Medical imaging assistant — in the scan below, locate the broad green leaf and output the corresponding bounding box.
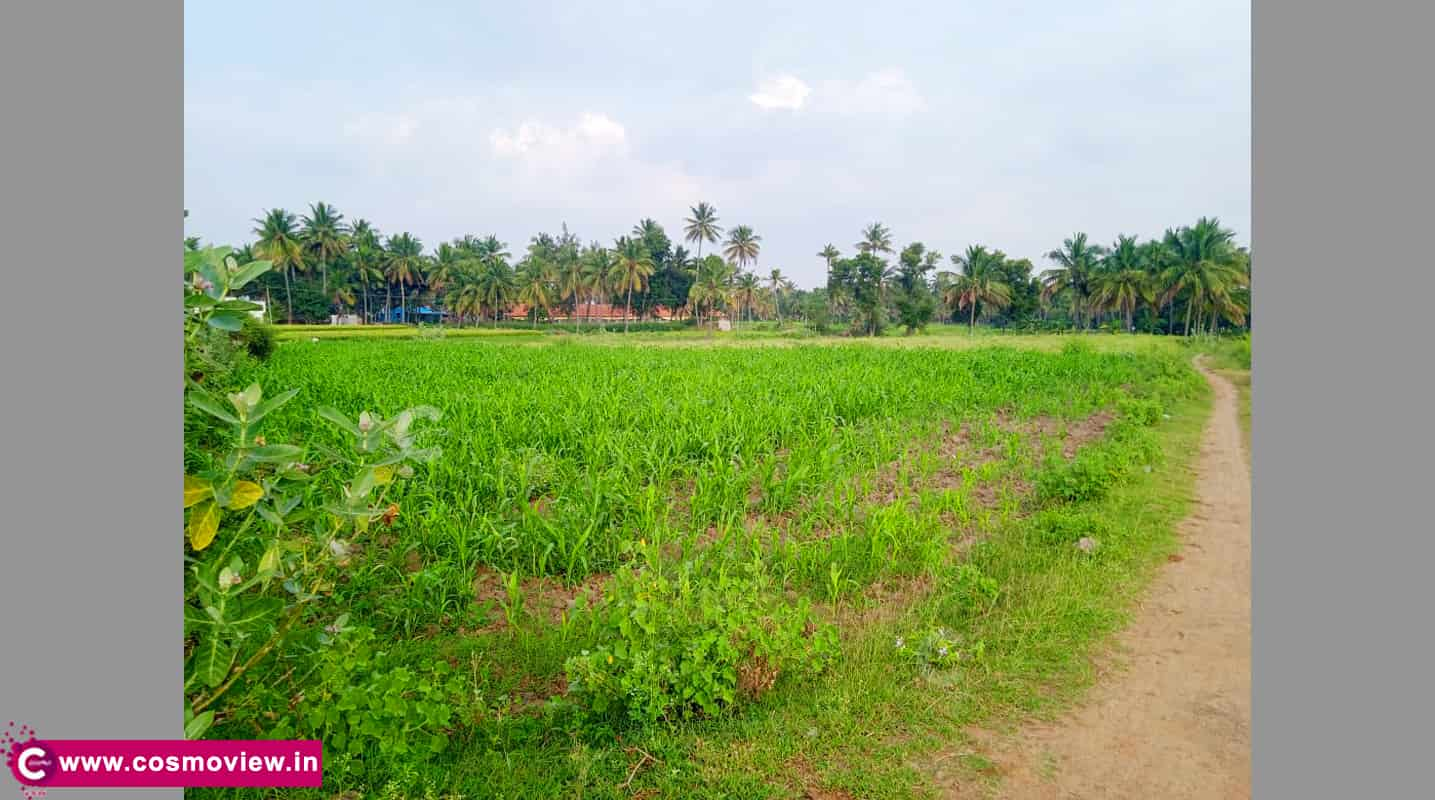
[317,406,361,436]
[229,597,283,629]
[188,500,221,551]
[226,480,263,509]
[255,505,284,528]
[372,465,395,485]
[184,293,218,308]
[247,444,303,463]
[216,299,260,312]
[187,392,239,425]
[195,635,234,688]
[183,475,213,508]
[206,310,248,332]
[247,387,299,425]
[227,259,272,290]
[184,710,214,740]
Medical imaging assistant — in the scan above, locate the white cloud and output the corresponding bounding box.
[489,112,629,169]
[815,68,926,117]
[749,69,925,117]
[749,74,812,111]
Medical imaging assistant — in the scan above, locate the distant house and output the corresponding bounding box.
[504,301,686,322]
[381,306,448,324]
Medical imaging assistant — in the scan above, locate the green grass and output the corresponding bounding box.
[198,336,1210,799]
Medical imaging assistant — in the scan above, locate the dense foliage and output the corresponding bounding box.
[189,203,1249,337]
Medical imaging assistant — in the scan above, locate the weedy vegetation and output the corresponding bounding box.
[184,246,1212,798]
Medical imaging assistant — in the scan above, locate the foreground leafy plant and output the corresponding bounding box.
[565,553,839,727]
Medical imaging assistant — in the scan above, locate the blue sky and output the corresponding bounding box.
[184,0,1249,288]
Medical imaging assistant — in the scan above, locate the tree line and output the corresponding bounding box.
[185,202,1249,335]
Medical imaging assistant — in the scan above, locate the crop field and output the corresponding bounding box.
[197,336,1210,798]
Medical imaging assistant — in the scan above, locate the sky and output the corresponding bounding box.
[184,0,1249,289]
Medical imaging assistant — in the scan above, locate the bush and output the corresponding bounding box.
[236,316,278,360]
[268,626,467,761]
[565,556,839,727]
[1037,449,1120,504]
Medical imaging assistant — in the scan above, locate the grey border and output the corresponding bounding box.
[5,1,1435,798]
[0,0,181,796]
[1255,1,1435,797]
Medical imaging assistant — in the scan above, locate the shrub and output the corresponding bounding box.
[564,556,839,727]
[1116,395,1163,426]
[1036,449,1119,504]
[236,316,278,360]
[268,626,467,760]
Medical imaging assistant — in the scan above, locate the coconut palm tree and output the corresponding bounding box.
[1091,269,1152,332]
[300,202,349,301]
[184,236,202,252]
[559,246,590,332]
[855,223,893,255]
[687,256,734,330]
[580,244,613,326]
[1091,235,1149,331]
[1160,218,1243,336]
[251,208,306,323]
[1041,232,1106,330]
[475,235,511,264]
[609,236,656,333]
[348,219,382,323]
[941,245,1013,333]
[683,202,723,260]
[723,225,762,269]
[733,271,762,328]
[516,257,556,328]
[474,257,516,326]
[768,268,789,326]
[384,233,425,324]
[818,244,841,271]
[448,268,483,327]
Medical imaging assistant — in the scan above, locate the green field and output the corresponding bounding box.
[194,335,1210,798]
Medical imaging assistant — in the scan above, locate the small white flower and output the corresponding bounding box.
[310,337,319,343]
[1076,536,1099,553]
[1143,465,1152,473]
[894,637,905,650]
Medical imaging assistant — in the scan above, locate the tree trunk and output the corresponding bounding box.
[624,286,632,334]
[1183,297,1193,337]
[386,285,392,324]
[969,300,977,333]
[1125,304,1133,333]
[321,261,328,302]
[283,266,293,324]
[400,283,406,325]
[362,276,370,324]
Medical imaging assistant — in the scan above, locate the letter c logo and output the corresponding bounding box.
[17,746,49,781]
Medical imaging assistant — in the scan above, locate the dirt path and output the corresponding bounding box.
[959,358,1251,799]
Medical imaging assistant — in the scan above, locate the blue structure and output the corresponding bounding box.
[384,306,447,323]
